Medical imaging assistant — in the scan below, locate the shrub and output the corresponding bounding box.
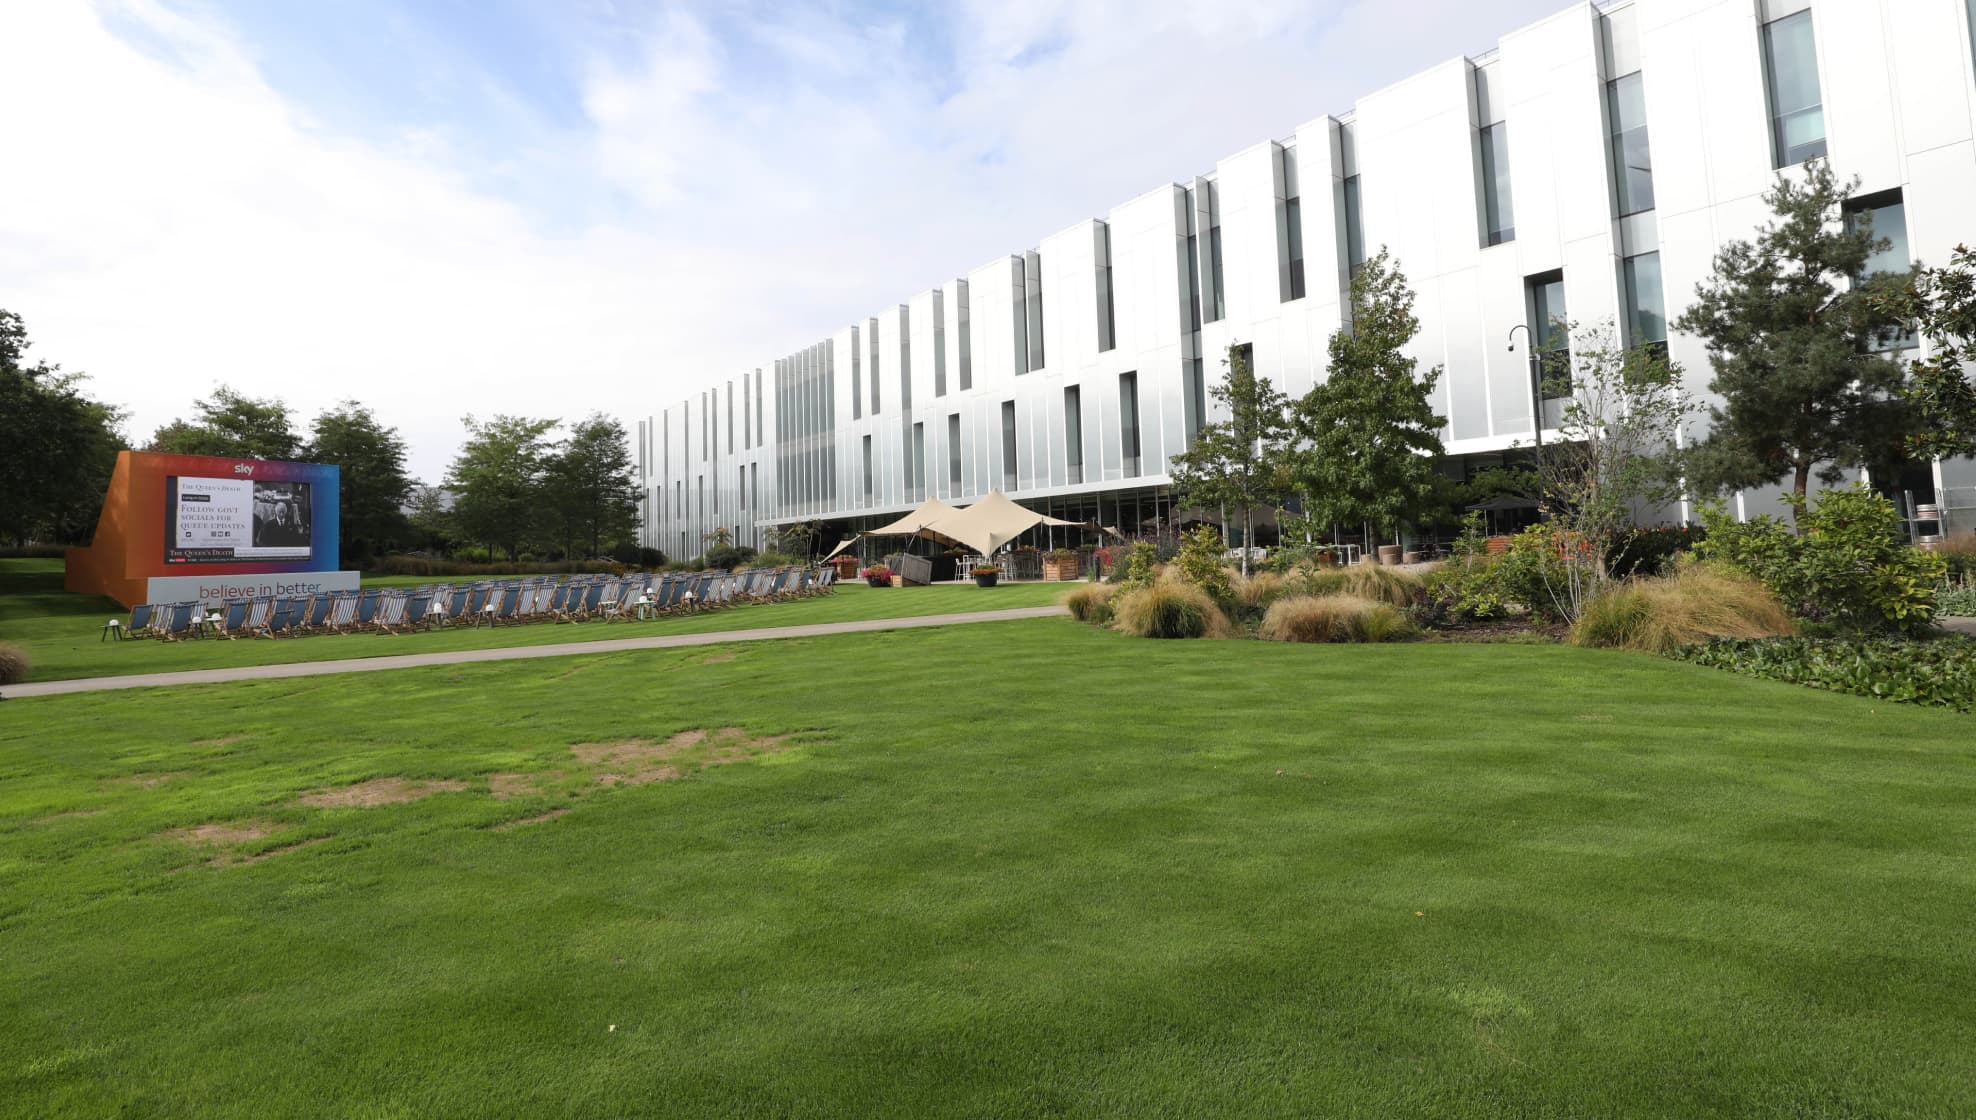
[1606,525,1705,578]
[1937,533,1976,584]
[0,642,28,685]
[1259,594,1413,643]
[704,544,758,571]
[1698,488,1946,634]
[1669,633,1976,712]
[1938,586,1976,617]
[971,566,1002,577]
[1291,563,1424,609]
[1113,581,1230,639]
[1568,564,1796,653]
[1062,582,1116,624]
[1232,571,1288,613]
[1174,525,1232,605]
[1111,542,1158,589]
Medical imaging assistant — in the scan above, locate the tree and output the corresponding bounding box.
[445,415,556,561]
[541,414,640,559]
[406,483,458,554]
[1674,159,1915,505]
[0,310,127,545]
[1168,342,1290,575]
[149,385,301,461]
[302,402,413,565]
[1287,250,1446,553]
[1526,321,1695,619]
[1878,243,1976,460]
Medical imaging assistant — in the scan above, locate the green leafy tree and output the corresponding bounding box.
[542,413,640,558]
[445,414,556,561]
[1168,342,1290,576]
[1675,159,1916,505]
[1877,243,1976,459]
[1527,321,1695,619]
[304,402,413,565]
[406,483,458,554]
[149,385,301,460]
[1288,249,1446,552]
[1173,524,1232,605]
[0,310,127,545]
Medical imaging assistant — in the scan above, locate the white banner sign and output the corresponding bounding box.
[147,571,360,607]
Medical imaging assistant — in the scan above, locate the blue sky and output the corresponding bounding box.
[0,0,1565,479]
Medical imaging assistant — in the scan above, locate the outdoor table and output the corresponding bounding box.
[100,618,123,642]
[201,612,223,637]
[636,594,655,621]
[427,605,446,630]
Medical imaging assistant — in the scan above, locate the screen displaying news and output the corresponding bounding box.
[165,476,314,563]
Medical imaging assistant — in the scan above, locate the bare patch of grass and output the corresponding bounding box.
[486,772,559,800]
[490,809,570,831]
[573,727,796,786]
[297,778,469,809]
[192,735,249,747]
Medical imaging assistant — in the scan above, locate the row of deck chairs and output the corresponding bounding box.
[108,565,835,643]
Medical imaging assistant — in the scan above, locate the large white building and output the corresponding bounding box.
[636,0,1976,559]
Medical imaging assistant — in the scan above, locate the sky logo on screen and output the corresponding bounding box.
[233,463,255,476]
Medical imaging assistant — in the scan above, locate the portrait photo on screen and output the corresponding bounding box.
[251,481,312,551]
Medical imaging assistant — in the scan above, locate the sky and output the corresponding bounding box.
[0,0,1567,482]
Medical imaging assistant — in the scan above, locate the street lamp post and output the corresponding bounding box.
[1505,324,1544,460]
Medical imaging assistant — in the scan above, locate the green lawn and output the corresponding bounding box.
[2,613,1972,1117]
[0,559,1063,683]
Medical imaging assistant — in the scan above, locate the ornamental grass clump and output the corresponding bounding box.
[1112,581,1231,639]
[1259,593,1413,643]
[1232,571,1288,613]
[1062,582,1116,625]
[1290,563,1424,609]
[1568,563,1796,654]
[0,641,28,685]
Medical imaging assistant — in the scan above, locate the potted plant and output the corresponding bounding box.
[864,564,894,588]
[1042,548,1080,582]
[971,565,1001,588]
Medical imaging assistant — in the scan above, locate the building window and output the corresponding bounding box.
[1525,270,1571,398]
[861,434,873,503]
[933,293,948,397]
[1478,124,1516,244]
[1846,189,1916,350]
[1184,188,1203,332]
[851,326,862,420]
[1119,372,1142,477]
[1024,250,1046,372]
[948,412,962,493]
[742,378,751,451]
[751,463,758,517]
[1343,175,1366,277]
[1761,8,1825,168]
[1607,72,1654,216]
[738,465,746,510]
[899,306,913,411]
[868,318,881,414]
[1096,222,1118,352]
[1185,356,1206,446]
[1621,252,1666,350]
[957,281,973,391]
[1064,386,1084,485]
[1001,401,1018,491]
[754,369,763,446]
[1277,145,1306,300]
[909,423,926,499]
[1206,182,1225,323]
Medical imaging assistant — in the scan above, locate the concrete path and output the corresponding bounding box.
[0,606,1069,701]
[1943,616,1976,637]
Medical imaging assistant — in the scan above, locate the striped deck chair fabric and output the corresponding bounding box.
[243,597,275,637]
[372,591,409,633]
[322,593,360,633]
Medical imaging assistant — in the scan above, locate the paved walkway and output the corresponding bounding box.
[0,606,1069,701]
[1944,616,1976,637]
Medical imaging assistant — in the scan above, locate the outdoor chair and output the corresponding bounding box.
[242,597,275,638]
[156,601,201,642]
[372,591,409,633]
[355,589,382,628]
[105,603,156,642]
[268,597,308,637]
[400,591,432,632]
[212,599,253,639]
[321,593,360,633]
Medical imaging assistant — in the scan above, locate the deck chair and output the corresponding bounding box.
[372,591,409,633]
[105,603,156,641]
[268,597,308,636]
[212,598,253,639]
[155,601,201,641]
[243,597,275,638]
[400,591,432,632]
[321,592,360,633]
[355,589,382,629]
[817,566,836,593]
[303,594,334,632]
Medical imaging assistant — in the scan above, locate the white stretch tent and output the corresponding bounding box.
[834,490,1084,559]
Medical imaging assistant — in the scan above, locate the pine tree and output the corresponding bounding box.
[1674,159,1915,504]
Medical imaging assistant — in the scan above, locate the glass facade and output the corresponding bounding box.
[948,413,961,492]
[1097,222,1117,352]
[1621,252,1666,347]
[1119,372,1141,477]
[1001,401,1018,490]
[1023,250,1046,372]
[1762,9,1826,167]
[1479,123,1515,244]
[1279,144,1306,300]
[1526,270,1570,398]
[1064,386,1083,484]
[1206,180,1225,323]
[956,281,972,391]
[1183,189,1203,332]
[1343,175,1365,275]
[1607,72,1654,215]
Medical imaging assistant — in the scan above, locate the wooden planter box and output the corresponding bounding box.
[1041,557,1079,582]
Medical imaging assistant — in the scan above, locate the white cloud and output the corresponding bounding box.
[0,0,1563,480]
